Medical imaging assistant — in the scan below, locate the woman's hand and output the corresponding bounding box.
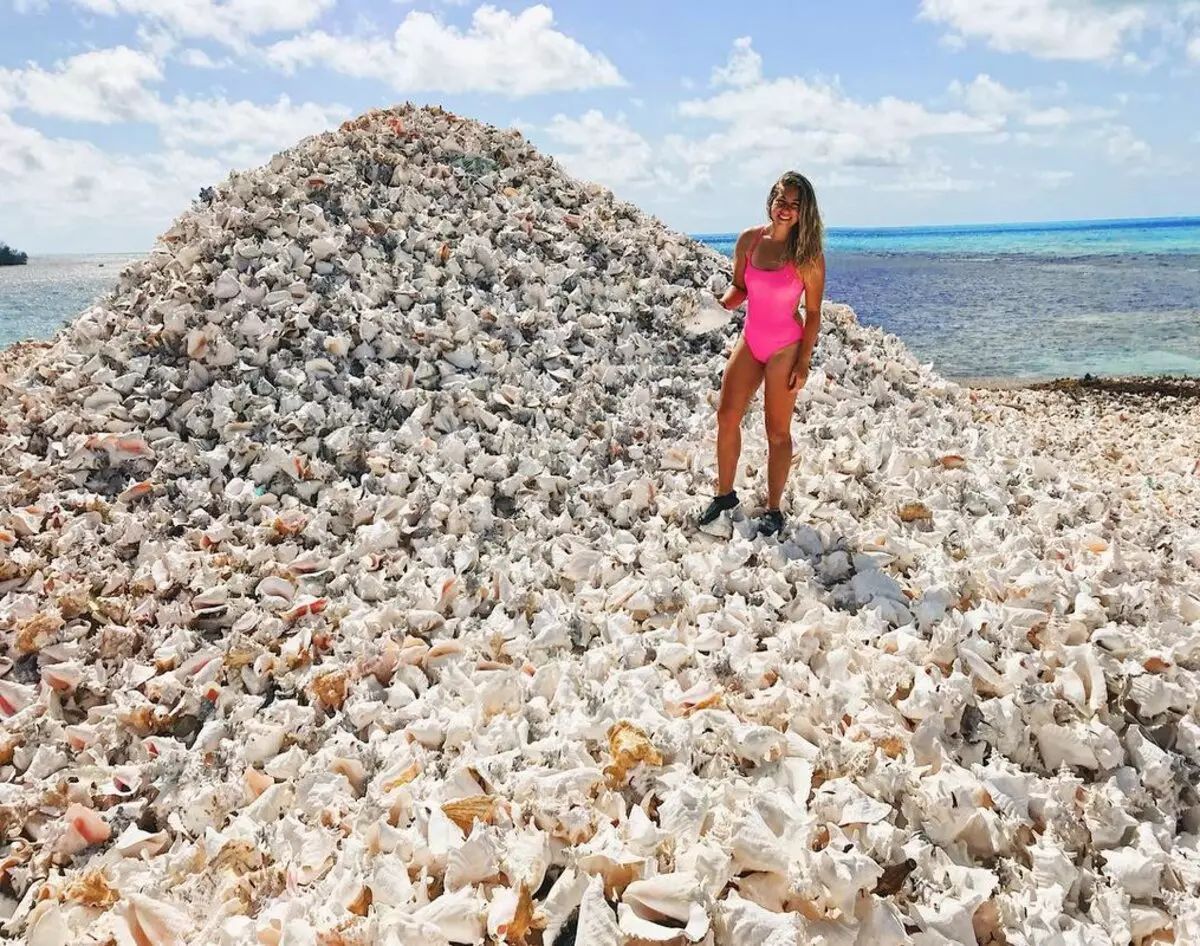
[788,358,809,393]
[718,286,746,311]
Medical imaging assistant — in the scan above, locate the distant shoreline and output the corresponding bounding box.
[964,374,1200,398]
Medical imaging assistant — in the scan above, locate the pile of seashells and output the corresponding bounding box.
[2,104,1199,945]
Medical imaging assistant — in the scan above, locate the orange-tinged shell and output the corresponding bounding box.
[441,795,498,833]
[604,721,663,786]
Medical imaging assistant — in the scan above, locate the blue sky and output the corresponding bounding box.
[2,0,1198,252]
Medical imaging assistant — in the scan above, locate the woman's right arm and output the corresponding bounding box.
[719,229,752,310]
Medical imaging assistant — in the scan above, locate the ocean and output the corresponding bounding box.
[2,216,1199,381]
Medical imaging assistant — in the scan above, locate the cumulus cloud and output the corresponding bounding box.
[918,0,1149,61]
[0,47,347,146]
[0,113,232,251]
[160,95,350,150]
[677,38,998,174]
[65,0,337,48]
[265,4,625,96]
[539,110,711,195]
[1102,123,1152,164]
[177,48,234,69]
[947,74,1118,128]
[0,47,164,124]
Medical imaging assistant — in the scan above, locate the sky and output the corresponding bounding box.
[1,0,1199,253]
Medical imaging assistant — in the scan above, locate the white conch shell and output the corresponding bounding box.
[370,857,416,907]
[502,826,551,891]
[715,891,803,946]
[1102,844,1165,900]
[25,902,70,946]
[655,777,709,847]
[538,868,591,945]
[730,807,791,875]
[113,824,172,858]
[618,872,710,942]
[0,679,36,717]
[576,873,622,946]
[575,823,648,890]
[445,827,502,890]
[1030,831,1079,894]
[855,895,909,946]
[57,803,112,856]
[118,893,193,945]
[410,885,487,944]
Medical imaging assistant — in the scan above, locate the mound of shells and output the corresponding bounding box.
[2,104,1200,946]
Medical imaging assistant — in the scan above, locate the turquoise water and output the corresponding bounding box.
[696,216,1200,380]
[2,218,1198,380]
[0,254,137,349]
[695,215,1200,258]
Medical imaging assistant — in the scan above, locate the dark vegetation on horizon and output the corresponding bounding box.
[0,242,29,266]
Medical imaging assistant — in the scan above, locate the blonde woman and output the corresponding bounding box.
[698,171,826,537]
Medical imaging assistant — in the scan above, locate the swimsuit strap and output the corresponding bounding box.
[746,226,766,269]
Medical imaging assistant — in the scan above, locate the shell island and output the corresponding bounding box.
[0,243,29,266]
[2,105,1200,945]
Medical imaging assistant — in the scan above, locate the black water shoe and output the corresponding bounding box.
[756,508,785,537]
[698,490,739,526]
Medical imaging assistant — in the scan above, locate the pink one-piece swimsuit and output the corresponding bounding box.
[742,228,805,364]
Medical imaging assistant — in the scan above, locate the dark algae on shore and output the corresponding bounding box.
[1031,374,1200,401]
[0,242,29,266]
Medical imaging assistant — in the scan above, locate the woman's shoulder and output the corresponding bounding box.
[733,226,764,253]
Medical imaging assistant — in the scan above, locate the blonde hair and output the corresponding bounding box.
[767,171,824,270]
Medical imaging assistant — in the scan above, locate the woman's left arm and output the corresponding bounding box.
[789,254,825,391]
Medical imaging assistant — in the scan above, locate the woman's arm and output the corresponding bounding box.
[718,229,754,310]
[789,253,825,390]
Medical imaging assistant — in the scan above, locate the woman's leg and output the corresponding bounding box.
[762,341,803,513]
[715,338,765,494]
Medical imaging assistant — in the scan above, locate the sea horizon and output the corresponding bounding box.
[692,212,1200,239]
[11,212,1200,261]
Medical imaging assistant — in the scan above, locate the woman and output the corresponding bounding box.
[698,170,826,537]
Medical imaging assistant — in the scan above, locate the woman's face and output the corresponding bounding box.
[770,185,802,226]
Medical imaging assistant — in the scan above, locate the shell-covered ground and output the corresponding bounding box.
[2,104,1200,946]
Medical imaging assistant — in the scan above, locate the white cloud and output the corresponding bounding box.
[918,0,1148,61]
[1189,33,1200,60]
[876,159,991,193]
[540,110,710,195]
[178,48,232,69]
[0,113,231,252]
[949,73,1028,116]
[1031,169,1073,187]
[13,0,49,12]
[66,0,337,48]
[543,111,657,188]
[265,4,624,96]
[1103,123,1152,164]
[711,36,762,88]
[0,47,164,124]
[948,74,1118,129]
[0,46,347,156]
[677,39,998,173]
[161,95,350,149]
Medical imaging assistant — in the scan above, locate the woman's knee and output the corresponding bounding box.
[765,423,792,448]
[717,402,746,430]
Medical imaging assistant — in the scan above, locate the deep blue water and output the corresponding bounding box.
[696,216,1200,380]
[2,218,1198,380]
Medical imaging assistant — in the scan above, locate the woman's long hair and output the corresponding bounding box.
[766,171,824,270]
